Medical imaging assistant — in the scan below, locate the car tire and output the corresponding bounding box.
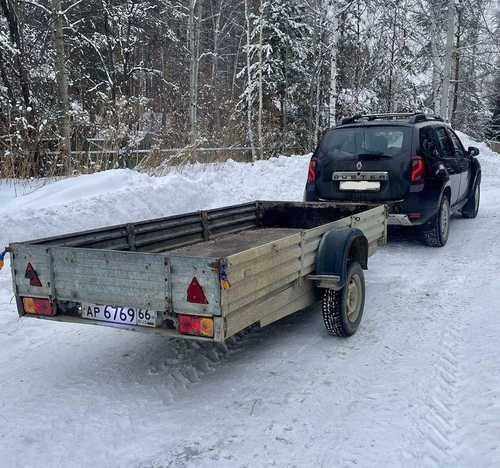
[462,182,480,219]
[421,195,450,248]
[322,262,365,337]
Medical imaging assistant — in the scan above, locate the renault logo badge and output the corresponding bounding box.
[356,161,363,171]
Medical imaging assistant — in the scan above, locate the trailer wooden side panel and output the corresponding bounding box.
[222,205,387,337]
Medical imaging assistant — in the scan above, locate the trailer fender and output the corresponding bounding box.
[314,228,368,290]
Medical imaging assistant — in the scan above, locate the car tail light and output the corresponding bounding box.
[178,314,214,338]
[307,157,317,184]
[410,156,426,184]
[22,297,56,316]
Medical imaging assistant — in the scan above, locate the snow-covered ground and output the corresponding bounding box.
[0,136,499,468]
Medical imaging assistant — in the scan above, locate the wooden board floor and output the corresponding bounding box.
[168,228,302,258]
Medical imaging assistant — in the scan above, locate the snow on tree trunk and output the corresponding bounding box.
[326,0,339,127]
[257,0,264,160]
[51,0,71,172]
[440,0,456,121]
[430,12,441,114]
[188,0,200,145]
[244,0,256,162]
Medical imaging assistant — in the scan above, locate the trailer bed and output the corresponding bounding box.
[8,201,387,342]
[169,228,302,258]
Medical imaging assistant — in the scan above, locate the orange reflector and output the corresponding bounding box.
[178,314,214,338]
[200,318,214,338]
[22,297,56,316]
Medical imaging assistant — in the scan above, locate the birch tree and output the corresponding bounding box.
[188,0,201,144]
[325,0,339,126]
[440,0,456,120]
[51,0,71,166]
[243,0,256,161]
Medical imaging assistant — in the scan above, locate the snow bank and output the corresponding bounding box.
[0,155,310,247]
[456,131,499,161]
[456,131,500,186]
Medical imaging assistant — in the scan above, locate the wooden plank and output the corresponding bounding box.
[223,271,300,314]
[303,217,350,240]
[226,259,302,305]
[259,288,317,327]
[356,223,385,244]
[303,238,321,255]
[228,245,302,285]
[225,281,315,337]
[227,233,302,268]
[170,228,298,259]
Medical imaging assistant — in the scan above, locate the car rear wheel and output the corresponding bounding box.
[322,262,365,337]
[421,195,450,248]
[462,182,480,219]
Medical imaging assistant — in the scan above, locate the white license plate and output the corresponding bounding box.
[339,181,381,191]
[81,303,159,328]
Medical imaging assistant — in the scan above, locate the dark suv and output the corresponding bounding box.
[304,113,481,247]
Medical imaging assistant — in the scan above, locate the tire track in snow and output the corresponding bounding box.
[140,326,270,402]
[420,314,465,467]
[410,209,499,467]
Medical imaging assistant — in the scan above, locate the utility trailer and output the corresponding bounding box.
[7,202,387,341]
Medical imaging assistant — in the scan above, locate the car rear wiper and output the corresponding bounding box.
[357,153,392,160]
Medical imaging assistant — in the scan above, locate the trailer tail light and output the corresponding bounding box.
[187,277,209,305]
[410,156,426,185]
[22,297,56,317]
[178,314,214,338]
[307,157,317,184]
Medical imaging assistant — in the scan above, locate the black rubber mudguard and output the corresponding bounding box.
[315,228,368,289]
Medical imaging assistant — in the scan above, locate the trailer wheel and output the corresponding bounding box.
[322,262,365,337]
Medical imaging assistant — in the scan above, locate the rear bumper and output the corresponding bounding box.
[387,214,413,226]
[306,185,441,227]
[393,191,441,226]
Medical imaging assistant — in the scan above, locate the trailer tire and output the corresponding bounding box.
[322,262,365,337]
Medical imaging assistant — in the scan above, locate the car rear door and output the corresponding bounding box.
[434,126,461,206]
[447,129,471,202]
[314,125,413,202]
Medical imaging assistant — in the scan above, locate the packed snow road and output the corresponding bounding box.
[0,136,499,467]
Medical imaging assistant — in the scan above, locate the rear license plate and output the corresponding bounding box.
[339,181,381,191]
[81,303,160,328]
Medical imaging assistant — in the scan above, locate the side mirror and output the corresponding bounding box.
[468,146,480,157]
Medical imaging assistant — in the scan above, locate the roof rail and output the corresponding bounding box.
[339,112,444,126]
[409,113,444,123]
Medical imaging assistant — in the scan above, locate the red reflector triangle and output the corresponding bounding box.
[25,263,42,287]
[187,277,209,305]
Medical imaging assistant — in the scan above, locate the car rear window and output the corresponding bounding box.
[319,126,412,159]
